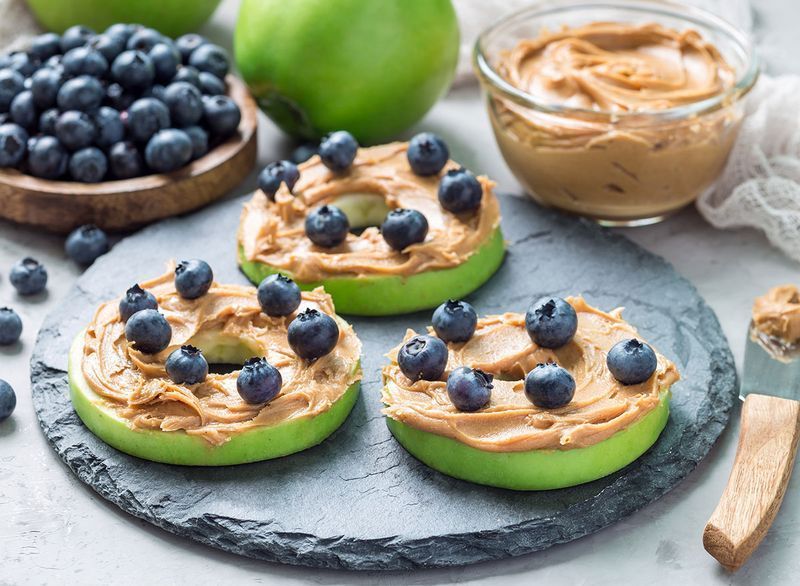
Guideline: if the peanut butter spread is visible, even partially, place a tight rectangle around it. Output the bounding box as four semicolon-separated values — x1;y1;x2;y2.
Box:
487;22;743;222
80;270;362;446
238;143;502;282
382;297;679;452
752;285;800;345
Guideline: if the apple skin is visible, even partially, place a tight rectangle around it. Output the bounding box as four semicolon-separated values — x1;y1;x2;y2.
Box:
239;227;505;316
25;0;222;37
68;333;360;466
385;391;671;490
234;0;460;144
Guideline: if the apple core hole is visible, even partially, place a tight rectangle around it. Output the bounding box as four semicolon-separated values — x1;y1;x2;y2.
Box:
186;331;262;374
331;193;391;233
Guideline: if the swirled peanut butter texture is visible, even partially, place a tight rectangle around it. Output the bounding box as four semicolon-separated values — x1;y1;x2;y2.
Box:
382;297;680;452
491;22;740;220
81;271;362;445
238;143;502;282
752;285;800;345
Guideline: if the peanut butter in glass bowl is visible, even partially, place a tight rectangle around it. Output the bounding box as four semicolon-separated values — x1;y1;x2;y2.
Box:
474;0;758;226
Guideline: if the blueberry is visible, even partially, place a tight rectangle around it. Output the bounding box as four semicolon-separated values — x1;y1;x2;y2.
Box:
305;205;349;248
318;131;358;171
0;123;28;167
257;274;301;317
0;307;22;345
126;98;170;143
69;147;107;182
9;257;47;295
93;107;124;149
108;141;144;179
202;95;240;139
407;132;449;176
124;308;171;354
119;284;158;322
0;69;25;112
438;167;483;213
55;110;96;151
258;160;300;200
144;128;192;173
432;299;477;343
126;28;166;53
606;338;658;385
27;135;68;179
166;345;208;384
197;71;225;95
397;334;448;382
57;75;104;112
188;44;229;79
446;366;493;412
30;67;63;109
62;47;109;77
236;357;282;404
524;362;575;408
141;84;166;101
44;54;63;70
111;50;155;92
183;125;208;159
4;52;37;77
86;34;125;63
163;81;203;127
149;43;181;83
525;297;578;349
174;259;213;299
175;34;208;63
104;83;134;111
65;224;109;265
291;143;318;164
0;379;16;422
28;33;62;61
9;91;36;131
38;108;59;135
381;208;428;251
104;23;137;45
60;25;95;53
287;308;339;361
172;66;201;89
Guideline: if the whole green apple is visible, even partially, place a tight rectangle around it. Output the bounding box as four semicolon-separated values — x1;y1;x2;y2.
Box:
25;0;222;37
234;0;460;144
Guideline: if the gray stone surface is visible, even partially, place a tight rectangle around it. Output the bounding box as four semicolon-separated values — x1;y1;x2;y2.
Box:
30;191;736;570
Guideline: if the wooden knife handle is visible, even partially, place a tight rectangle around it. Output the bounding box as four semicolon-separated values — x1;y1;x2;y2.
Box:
703;394;800;571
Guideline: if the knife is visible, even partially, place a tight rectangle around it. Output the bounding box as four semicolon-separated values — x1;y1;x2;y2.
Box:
703;324;800;571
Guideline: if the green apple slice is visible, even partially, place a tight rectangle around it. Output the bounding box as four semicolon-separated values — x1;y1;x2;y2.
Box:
68;333;360;466
385;390;671;490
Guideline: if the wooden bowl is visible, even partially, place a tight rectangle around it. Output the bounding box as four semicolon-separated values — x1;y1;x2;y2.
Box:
0;75;258;233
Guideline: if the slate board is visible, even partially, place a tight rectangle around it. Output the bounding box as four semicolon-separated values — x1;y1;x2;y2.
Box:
31;193;737;570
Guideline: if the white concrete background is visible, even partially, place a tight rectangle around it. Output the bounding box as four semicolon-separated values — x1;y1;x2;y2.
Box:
2;0;799;584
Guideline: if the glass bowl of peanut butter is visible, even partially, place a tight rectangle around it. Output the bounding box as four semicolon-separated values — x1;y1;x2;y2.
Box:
474;0;758;226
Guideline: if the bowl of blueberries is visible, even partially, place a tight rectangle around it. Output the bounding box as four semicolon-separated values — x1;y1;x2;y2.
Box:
0;23;258;233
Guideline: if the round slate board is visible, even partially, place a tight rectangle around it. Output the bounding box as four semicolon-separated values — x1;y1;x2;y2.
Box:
31;193;737;570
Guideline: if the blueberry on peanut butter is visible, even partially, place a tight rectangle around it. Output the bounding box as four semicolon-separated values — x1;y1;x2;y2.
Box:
447;366;493;412
166;345;208;385
407;132;449;176
174;259;213;299
287;308;339;361
525;362;575;409
381;208;428;251
432;299;477;343
119;284;158;322
319;130;358;171
438;167;482;214
257;274;301;317
237;357;282;404
398;334;448;382
525;296;578;349
124;308;171;354
607;339;657;385
305;205;349;248
258;160;300;199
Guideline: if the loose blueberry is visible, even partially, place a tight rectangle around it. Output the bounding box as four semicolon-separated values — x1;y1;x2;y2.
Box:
0;307;22;345
524;362;576;409
38;108;59;135
174;259;213;299
111;50;155;91
108;141;144;179
183;125;208;160
104;23;137;46
9;91;36;131
236;357;282;404
60;25;95;53
144;128;193;173
290;143;318;164
257;274;301;317
258;160;300;199
166;345;208;384
28;33;61;61
126;28;166;53
606;338;658;385
93;107;124;149
438;167;483;213
103;82;134;111
62;46;109;77
163;81;203;127
4;52;37;77
397;334;448;382
287;308;339;361
0;123;28;167
305;205;349;248
9;257;47;295
86;34;125;63
124;308;171;354
525;296;578;349
119;284;158;322
65;224;109;265
69;147;107;182
0;379;16;422
432;299;477;343
172;65;201;89
126;97;170;143
446;366;493;412
188;43;229;79
202;95;240;139
30;67;63;110
0;69;25;112
149;42;181;83
55;110;96;151
381;208;428;251
407;132;449;176
198;71;225;95
27;135;68;179
175;34;208;63
57;75;104;112
318;131;358;171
